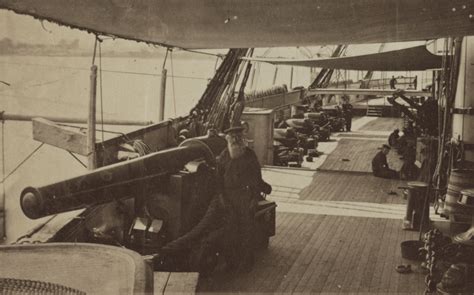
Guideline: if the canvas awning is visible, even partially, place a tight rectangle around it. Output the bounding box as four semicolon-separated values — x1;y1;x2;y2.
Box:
243;45;445;71
1;0;474;49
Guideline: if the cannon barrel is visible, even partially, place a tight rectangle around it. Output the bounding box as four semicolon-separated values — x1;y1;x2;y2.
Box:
20;136;226;219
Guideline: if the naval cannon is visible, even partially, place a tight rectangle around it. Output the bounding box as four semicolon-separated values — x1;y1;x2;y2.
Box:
19;134;276;273
21;136;225;220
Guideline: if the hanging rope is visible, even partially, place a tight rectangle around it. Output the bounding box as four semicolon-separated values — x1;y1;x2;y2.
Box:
68;151;87;168
170;50;177;117
1;119;6;226
0;143;44;184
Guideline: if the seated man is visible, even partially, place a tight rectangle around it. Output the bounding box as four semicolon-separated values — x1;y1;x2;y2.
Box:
372;144;399;179
399;142;419;180
217;124;271;272
388;129;400;148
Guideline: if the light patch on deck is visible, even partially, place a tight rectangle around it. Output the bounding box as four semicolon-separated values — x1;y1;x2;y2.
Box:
268;197;446;222
351;116;378;131
270;197;406;219
262;167;315;197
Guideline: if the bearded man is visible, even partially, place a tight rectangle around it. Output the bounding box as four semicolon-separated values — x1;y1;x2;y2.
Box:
216;124;269;272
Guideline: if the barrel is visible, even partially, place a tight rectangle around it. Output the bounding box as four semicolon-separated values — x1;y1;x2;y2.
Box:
405;181;429;230
444;169;474;222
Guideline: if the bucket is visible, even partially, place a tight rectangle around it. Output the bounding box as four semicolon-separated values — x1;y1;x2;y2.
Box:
444;169;474;221
400;240;425;261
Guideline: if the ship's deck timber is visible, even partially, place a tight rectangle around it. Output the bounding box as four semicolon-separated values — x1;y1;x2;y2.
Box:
198;116;431;294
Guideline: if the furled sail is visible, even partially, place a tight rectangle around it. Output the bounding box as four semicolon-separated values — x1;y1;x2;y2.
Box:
244;45;444;71
1;0;474;49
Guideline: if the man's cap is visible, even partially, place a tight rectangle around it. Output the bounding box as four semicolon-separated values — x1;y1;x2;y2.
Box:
223;126;245;134
382;144;391;149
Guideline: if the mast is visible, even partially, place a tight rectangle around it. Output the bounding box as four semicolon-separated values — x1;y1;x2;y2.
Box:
453;36;474;165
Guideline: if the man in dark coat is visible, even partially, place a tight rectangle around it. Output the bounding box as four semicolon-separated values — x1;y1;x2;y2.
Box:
399;142;419;180
390;76;397;89
372;144;399;179
388;129;400;148
217;125;270;272
341;99;353;132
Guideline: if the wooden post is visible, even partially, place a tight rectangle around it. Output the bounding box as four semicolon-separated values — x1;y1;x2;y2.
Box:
88;65;98;170
159;68;167;121
249;67;256;90
272;67;279;85
290;66;294;90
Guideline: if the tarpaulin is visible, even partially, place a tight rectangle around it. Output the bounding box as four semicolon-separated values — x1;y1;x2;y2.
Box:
244;45;445;71
1;0;474;49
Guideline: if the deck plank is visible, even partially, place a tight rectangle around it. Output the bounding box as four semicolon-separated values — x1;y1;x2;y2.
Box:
337;217;370;294
293;216;344;293
255;213;306;293
275;215;338;293
356;218;389;293
319;216;363;293
304;216;351;293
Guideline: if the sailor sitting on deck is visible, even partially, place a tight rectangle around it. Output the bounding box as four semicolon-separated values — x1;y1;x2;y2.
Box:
371;144;399;179
388;129;400;148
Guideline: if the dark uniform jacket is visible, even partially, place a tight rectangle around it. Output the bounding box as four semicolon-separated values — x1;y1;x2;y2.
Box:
372;151;389;174
388;132;399;147
217;147;264;194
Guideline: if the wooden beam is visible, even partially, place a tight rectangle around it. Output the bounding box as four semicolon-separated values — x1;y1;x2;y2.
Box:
33;118;88;155
306;88;432;97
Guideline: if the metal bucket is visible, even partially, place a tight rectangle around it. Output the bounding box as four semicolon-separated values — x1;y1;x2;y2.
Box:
400;240;425;261
444;169;474;221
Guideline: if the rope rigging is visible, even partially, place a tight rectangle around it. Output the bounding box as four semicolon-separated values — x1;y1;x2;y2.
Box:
187;48;252;135
68;151;87;168
0;62;210;80
170;50;177;117
0;143;45;185
1;117;5;238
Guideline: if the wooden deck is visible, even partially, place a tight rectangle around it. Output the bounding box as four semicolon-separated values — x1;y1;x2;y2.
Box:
198;117;427;294
359;117;404;132
198;214;425;294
